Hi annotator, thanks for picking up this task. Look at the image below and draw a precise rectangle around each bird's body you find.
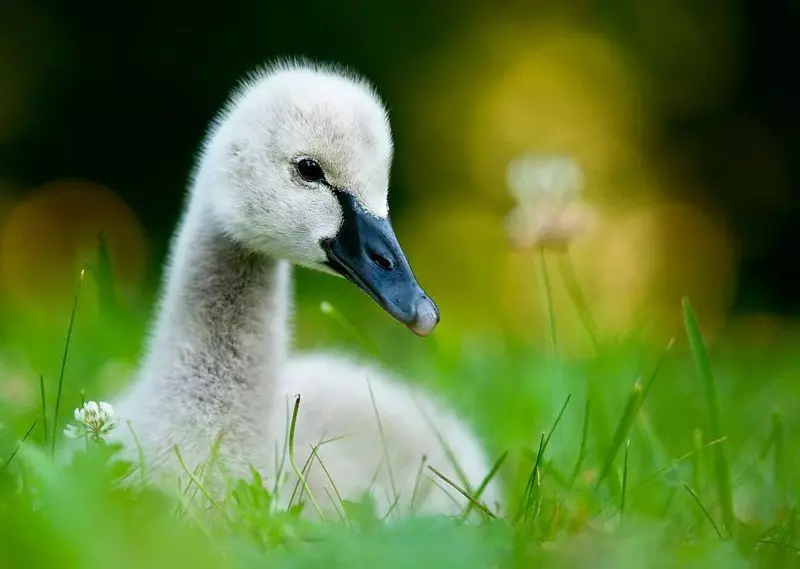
[107,59,502,519]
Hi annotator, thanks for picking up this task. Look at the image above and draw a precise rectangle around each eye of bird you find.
[296,158,326,182]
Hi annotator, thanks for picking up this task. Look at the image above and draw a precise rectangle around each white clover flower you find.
[505,154,596,249]
[64,400,117,442]
[506,154,584,205]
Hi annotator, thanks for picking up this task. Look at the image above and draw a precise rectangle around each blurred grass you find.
[1,267,800,568]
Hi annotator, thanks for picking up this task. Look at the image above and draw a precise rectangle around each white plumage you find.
[107,59,502,519]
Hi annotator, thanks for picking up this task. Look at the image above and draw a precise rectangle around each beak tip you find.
[408,296,440,337]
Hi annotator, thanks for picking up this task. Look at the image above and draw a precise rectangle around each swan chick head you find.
[197,59,439,336]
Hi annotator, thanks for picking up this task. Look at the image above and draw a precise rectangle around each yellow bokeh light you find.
[466,27,648,207]
[396,18,738,349]
[570,201,736,343]
[0,179,148,316]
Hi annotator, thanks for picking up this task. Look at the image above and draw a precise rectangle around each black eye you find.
[296,158,325,182]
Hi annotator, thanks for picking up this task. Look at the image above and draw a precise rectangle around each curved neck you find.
[142,197,291,392]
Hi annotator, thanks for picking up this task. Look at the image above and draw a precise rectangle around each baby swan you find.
[108,60,501,518]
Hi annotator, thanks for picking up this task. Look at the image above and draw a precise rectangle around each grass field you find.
[1,261,799,569]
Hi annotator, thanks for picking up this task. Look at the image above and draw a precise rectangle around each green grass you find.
[1,270,799,568]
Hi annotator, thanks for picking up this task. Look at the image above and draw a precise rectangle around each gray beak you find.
[321,190,440,336]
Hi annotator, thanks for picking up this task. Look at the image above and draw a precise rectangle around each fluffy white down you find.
[275,353,501,517]
[104,58,502,520]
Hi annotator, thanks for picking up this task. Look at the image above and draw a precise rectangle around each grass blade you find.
[320,301,381,357]
[513,396,573,525]
[536,246,558,360]
[692,428,705,497]
[682,297,733,534]
[287,395,324,520]
[595,338,672,491]
[543,394,572,451]
[634,435,727,488]
[410,454,428,512]
[381,493,402,521]
[684,483,723,538]
[173,445,226,519]
[1,418,38,476]
[427,465,496,520]
[127,420,147,487]
[515,432,546,524]
[38,374,48,446]
[366,378,398,501]
[475,450,508,501]
[641,338,675,401]
[620,439,630,528]
[285,442,317,508]
[459,450,507,521]
[595,379,641,490]
[414,395,473,493]
[556,252,599,353]
[410,454,428,513]
[309,444,349,524]
[570,399,590,486]
[52,268,85,458]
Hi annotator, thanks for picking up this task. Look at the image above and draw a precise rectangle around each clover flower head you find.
[64,400,117,442]
[506,154,584,205]
[505,154,596,249]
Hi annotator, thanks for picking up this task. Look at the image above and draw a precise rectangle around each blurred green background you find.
[2,0,799,336]
[2,0,799,435]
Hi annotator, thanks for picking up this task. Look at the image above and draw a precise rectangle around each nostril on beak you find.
[369,251,394,271]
